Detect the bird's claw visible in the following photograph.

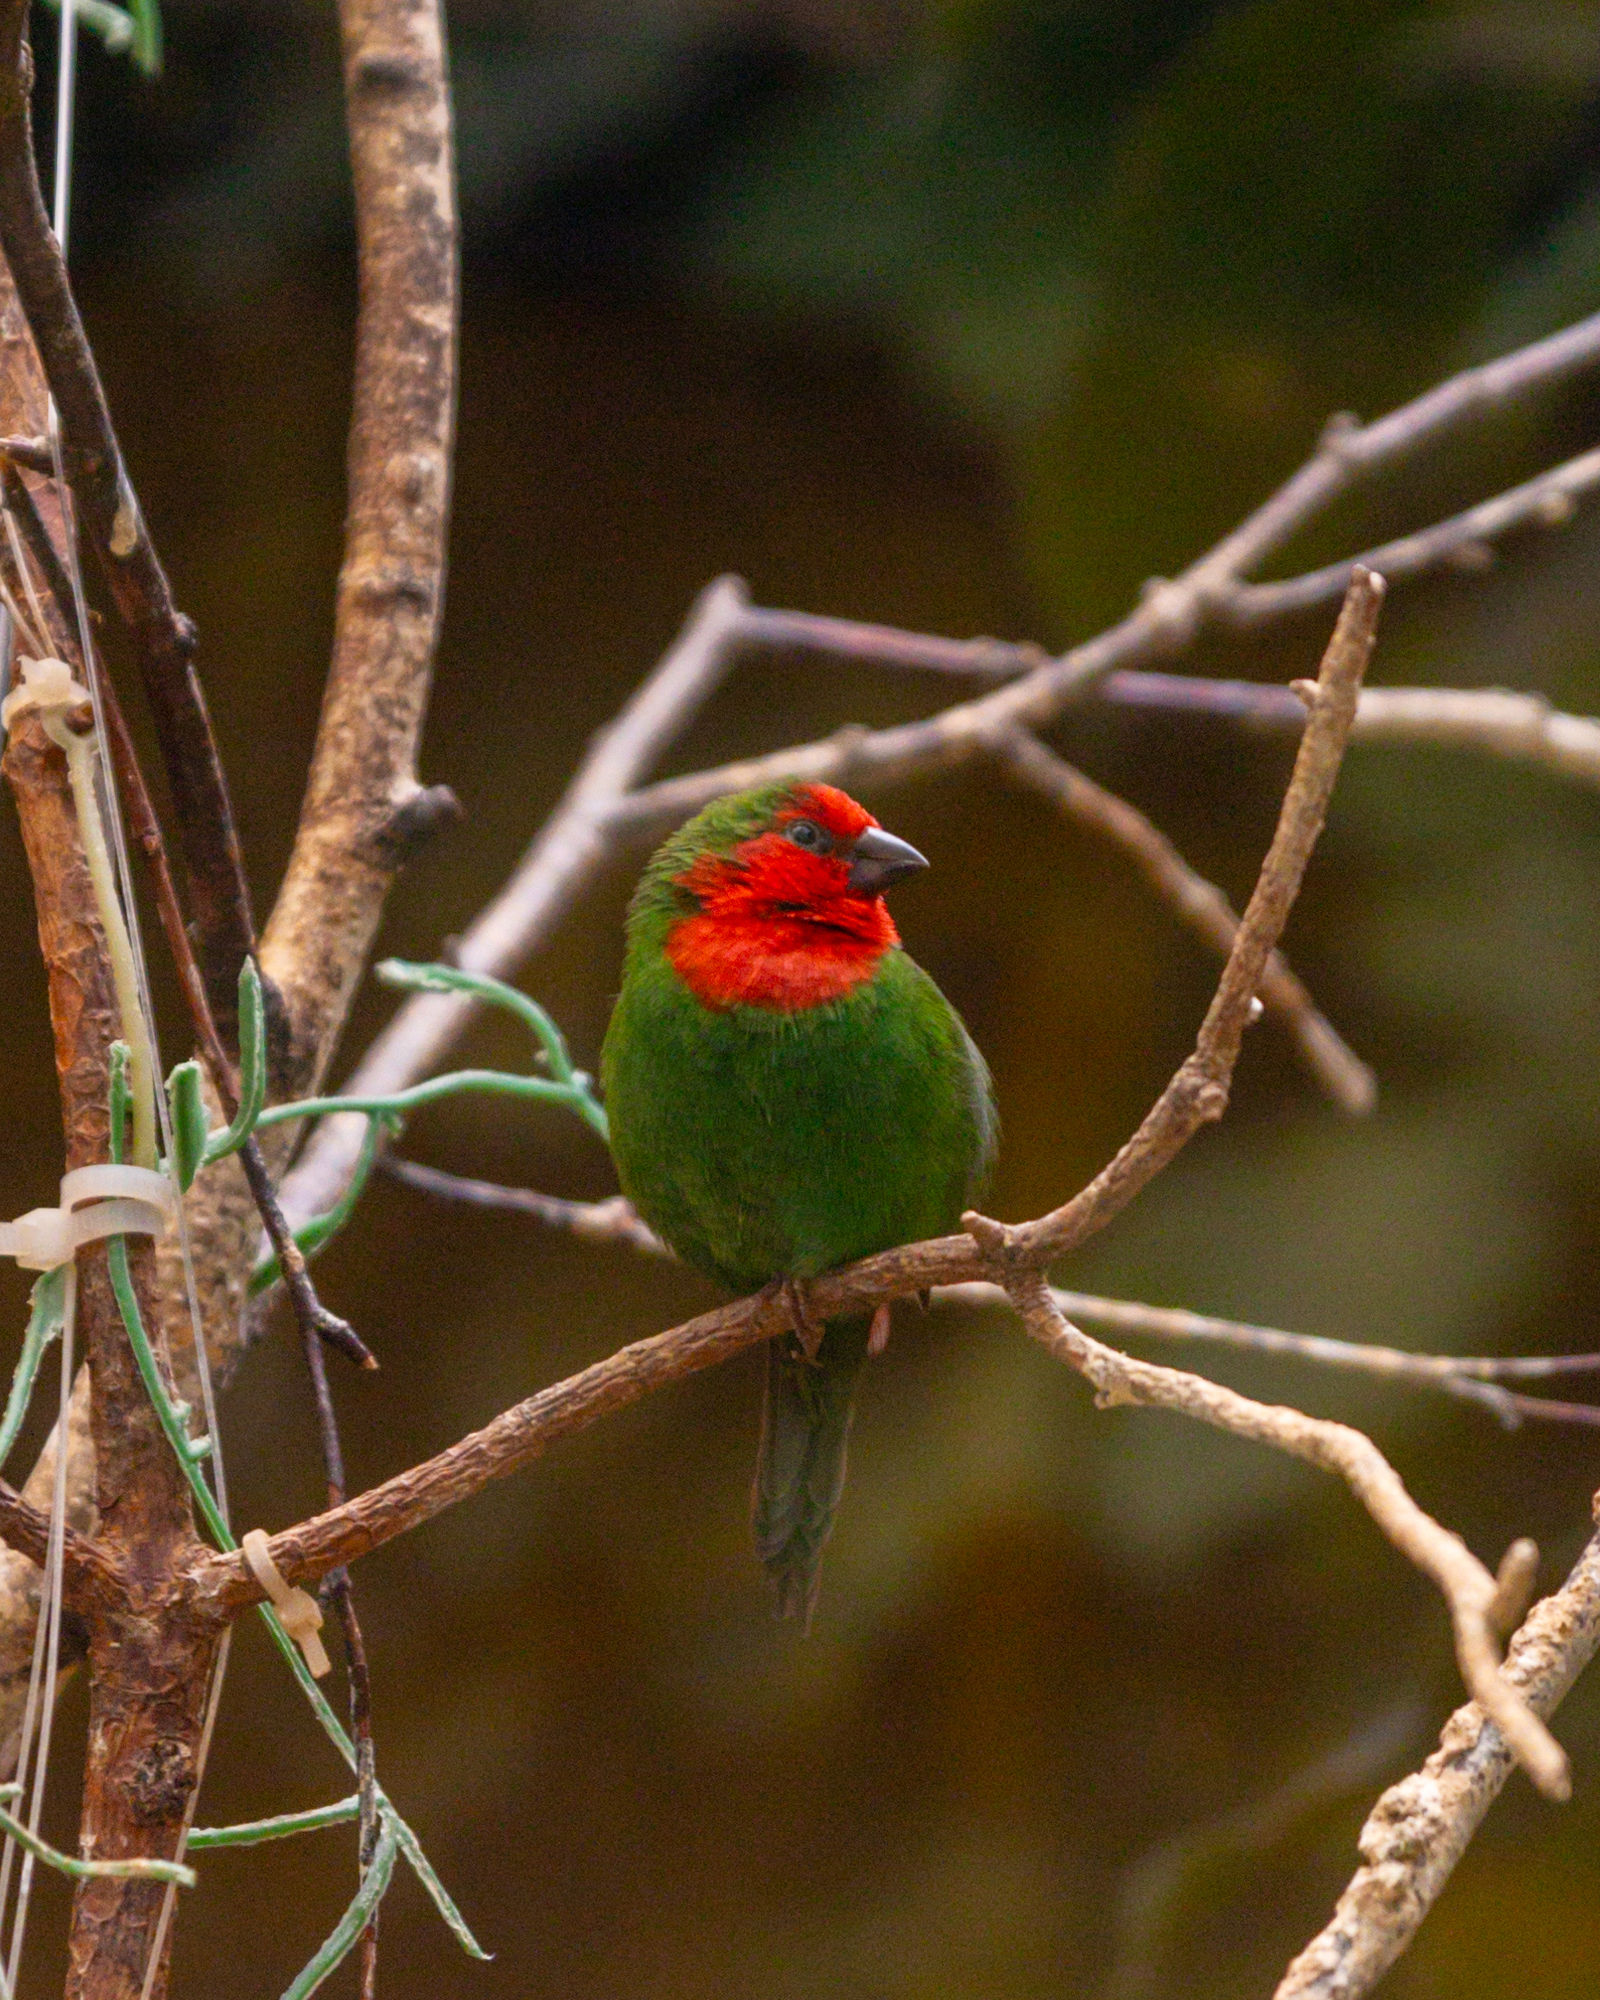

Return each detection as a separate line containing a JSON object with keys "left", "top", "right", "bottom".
{"left": 777, "top": 1277, "right": 826, "bottom": 1363}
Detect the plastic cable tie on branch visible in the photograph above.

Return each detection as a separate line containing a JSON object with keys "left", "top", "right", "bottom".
{"left": 0, "top": 1164, "right": 174, "bottom": 1272}
{"left": 241, "top": 1529, "right": 331, "bottom": 1678}
{"left": 0, "top": 655, "right": 88, "bottom": 735}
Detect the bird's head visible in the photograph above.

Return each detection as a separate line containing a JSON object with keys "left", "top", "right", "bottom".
{"left": 632, "top": 781, "right": 929, "bottom": 1011}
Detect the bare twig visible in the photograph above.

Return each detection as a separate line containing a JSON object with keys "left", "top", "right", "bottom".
{"left": 1002, "top": 1271, "right": 1568, "bottom": 1801}
{"left": 1275, "top": 1518, "right": 1600, "bottom": 1999}
{"left": 938, "top": 1284, "right": 1600, "bottom": 1429}
{"left": 1222, "top": 440, "right": 1600, "bottom": 627}
{"left": 1100, "top": 672, "right": 1600, "bottom": 791}
{"left": 380, "top": 1153, "right": 668, "bottom": 1254}
{"left": 1010, "top": 573, "right": 1384, "bottom": 1265}
{"left": 0, "top": 1, "right": 257, "bottom": 1037}
{"left": 298, "top": 1313, "right": 380, "bottom": 1998}
{"left": 992, "top": 727, "right": 1376, "bottom": 1114}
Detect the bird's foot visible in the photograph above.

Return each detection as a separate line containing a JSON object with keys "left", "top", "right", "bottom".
{"left": 867, "top": 1302, "right": 892, "bottom": 1357}
{"left": 773, "top": 1276, "right": 826, "bottom": 1363}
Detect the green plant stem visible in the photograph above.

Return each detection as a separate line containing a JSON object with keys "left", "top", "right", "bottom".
{"left": 0, "top": 1789, "right": 192, "bottom": 1886}
{"left": 0, "top": 1267, "right": 64, "bottom": 1473}
{"left": 281, "top": 1813, "right": 397, "bottom": 2000}
{"left": 187, "top": 1798, "right": 360, "bottom": 1850}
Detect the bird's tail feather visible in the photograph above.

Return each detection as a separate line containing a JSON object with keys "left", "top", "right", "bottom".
{"left": 752, "top": 1315, "right": 872, "bottom": 1630}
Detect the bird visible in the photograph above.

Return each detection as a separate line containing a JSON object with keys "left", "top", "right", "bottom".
{"left": 601, "top": 779, "right": 996, "bottom": 1626}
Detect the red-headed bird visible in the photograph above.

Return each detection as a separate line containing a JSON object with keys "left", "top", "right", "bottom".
{"left": 602, "top": 781, "right": 996, "bottom": 1624}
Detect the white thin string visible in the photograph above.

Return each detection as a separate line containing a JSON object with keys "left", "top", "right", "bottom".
{"left": 136, "top": 1624, "right": 231, "bottom": 2000}
{"left": 0, "top": 510, "right": 49, "bottom": 656}
{"left": 0, "top": 1263, "right": 75, "bottom": 1995}
{"left": 0, "top": 6, "right": 86, "bottom": 1963}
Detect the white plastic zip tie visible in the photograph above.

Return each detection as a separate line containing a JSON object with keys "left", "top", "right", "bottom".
{"left": 241, "top": 1531, "right": 331, "bottom": 1678}
{"left": 0, "top": 1165, "right": 174, "bottom": 1273}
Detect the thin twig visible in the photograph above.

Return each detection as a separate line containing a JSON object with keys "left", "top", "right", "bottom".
{"left": 939, "top": 1284, "right": 1600, "bottom": 1428}
{"left": 96, "top": 666, "right": 380, "bottom": 1375}
{"left": 298, "top": 1317, "right": 379, "bottom": 2000}
{"left": 1010, "top": 572, "right": 1384, "bottom": 1265}
{"left": 1002, "top": 1270, "right": 1568, "bottom": 1800}
{"left": 1099, "top": 672, "right": 1600, "bottom": 791}
{"left": 1274, "top": 1519, "right": 1600, "bottom": 1999}
{"left": 1222, "top": 440, "right": 1600, "bottom": 627}
{"left": 992, "top": 726, "right": 1376, "bottom": 1114}
{"left": 380, "top": 1153, "right": 668, "bottom": 1253}
{"left": 0, "top": 0, "right": 257, "bottom": 1037}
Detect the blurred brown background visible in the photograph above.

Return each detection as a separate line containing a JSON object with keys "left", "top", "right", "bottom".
{"left": 6, "top": 1, "right": 1600, "bottom": 1993}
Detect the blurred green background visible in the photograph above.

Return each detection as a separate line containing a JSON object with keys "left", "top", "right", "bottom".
{"left": 5, "top": 0, "right": 1600, "bottom": 1992}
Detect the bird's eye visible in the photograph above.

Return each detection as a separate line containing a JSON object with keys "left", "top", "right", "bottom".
{"left": 785, "top": 820, "right": 828, "bottom": 851}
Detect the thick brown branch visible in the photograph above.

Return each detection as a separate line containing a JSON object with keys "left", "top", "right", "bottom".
{"left": 992, "top": 726, "right": 1375, "bottom": 1114}
{"left": 259, "top": 0, "right": 458, "bottom": 1093}
{"left": 1275, "top": 1520, "right": 1600, "bottom": 1998}
{"left": 3, "top": 701, "right": 212, "bottom": 2000}
{"left": 0, "top": 1483, "right": 122, "bottom": 1617}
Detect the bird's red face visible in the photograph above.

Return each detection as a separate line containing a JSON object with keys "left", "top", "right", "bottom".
{"left": 667, "top": 783, "right": 928, "bottom": 1011}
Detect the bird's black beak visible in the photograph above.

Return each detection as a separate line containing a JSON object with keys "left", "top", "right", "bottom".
{"left": 847, "top": 825, "right": 929, "bottom": 895}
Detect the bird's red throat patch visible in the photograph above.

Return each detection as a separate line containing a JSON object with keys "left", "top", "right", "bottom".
{"left": 667, "top": 784, "right": 900, "bottom": 1011}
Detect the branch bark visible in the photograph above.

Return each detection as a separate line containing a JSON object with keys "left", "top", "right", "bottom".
{"left": 258, "top": 0, "right": 459, "bottom": 1092}
{"left": 2, "top": 704, "right": 212, "bottom": 2000}
{"left": 1275, "top": 1517, "right": 1600, "bottom": 1998}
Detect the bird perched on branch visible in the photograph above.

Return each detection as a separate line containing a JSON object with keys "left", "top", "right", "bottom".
{"left": 602, "top": 781, "right": 996, "bottom": 1625}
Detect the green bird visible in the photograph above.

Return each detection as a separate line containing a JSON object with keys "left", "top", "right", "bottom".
{"left": 601, "top": 780, "right": 996, "bottom": 1625}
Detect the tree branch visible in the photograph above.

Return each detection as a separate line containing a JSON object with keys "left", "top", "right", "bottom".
{"left": 274, "top": 315, "right": 1600, "bottom": 1229}
{"left": 1274, "top": 1517, "right": 1600, "bottom": 1998}
{"left": 1001, "top": 1271, "right": 1566, "bottom": 1799}
{"left": 939, "top": 1284, "right": 1600, "bottom": 1430}
{"left": 991, "top": 725, "right": 1376, "bottom": 1114}
{"left": 257, "top": 0, "right": 459, "bottom": 1093}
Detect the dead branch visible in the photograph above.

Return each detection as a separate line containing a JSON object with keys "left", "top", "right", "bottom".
{"left": 1274, "top": 1517, "right": 1600, "bottom": 1999}
{"left": 992, "top": 726, "right": 1375, "bottom": 1113}
{"left": 1010, "top": 575, "right": 1382, "bottom": 1265}
{"left": 1223, "top": 440, "right": 1600, "bottom": 626}
{"left": 3, "top": 703, "right": 215, "bottom": 2000}
{"left": 1101, "top": 672, "right": 1600, "bottom": 792}
{"left": 1001, "top": 1271, "right": 1566, "bottom": 1800}
{"left": 380, "top": 1153, "right": 669, "bottom": 1253}
{"left": 938, "top": 1284, "right": 1600, "bottom": 1430}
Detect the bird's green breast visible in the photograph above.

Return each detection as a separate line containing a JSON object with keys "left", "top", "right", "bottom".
{"left": 602, "top": 946, "right": 995, "bottom": 1296}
